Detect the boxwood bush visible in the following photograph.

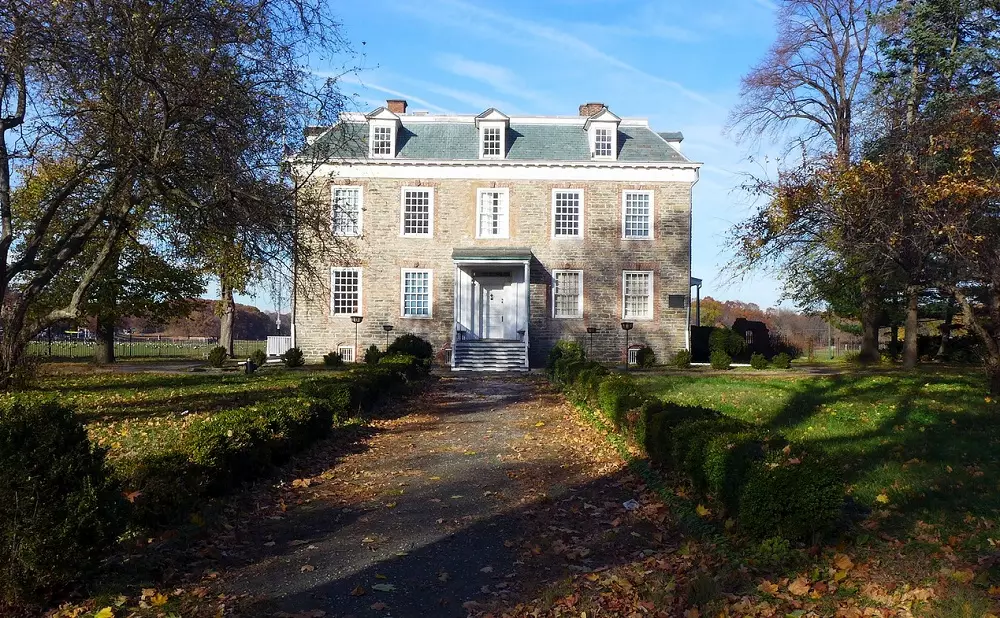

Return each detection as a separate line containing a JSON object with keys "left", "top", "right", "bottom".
{"left": 323, "top": 350, "right": 344, "bottom": 367}
{"left": 547, "top": 340, "right": 586, "bottom": 376}
{"left": 750, "top": 353, "right": 769, "bottom": 370}
{"left": 386, "top": 334, "right": 434, "bottom": 361}
{"left": 250, "top": 348, "right": 268, "bottom": 367}
{"left": 282, "top": 347, "right": 305, "bottom": 368}
{"left": 0, "top": 397, "right": 124, "bottom": 608}
{"left": 772, "top": 352, "right": 792, "bottom": 369}
{"left": 671, "top": 349, "right": 692, "bottom": 368}
{"left": 547, "top": 363, "right": 844, "bottom": 543}
{"left": 634, "top": 345, "right": 656, "bottom": 368}
{"left": 710, "top": 349, "right": 732, "bottom": 370}
{"left": 208, "top": 346, "right": 227, "bottom": 368}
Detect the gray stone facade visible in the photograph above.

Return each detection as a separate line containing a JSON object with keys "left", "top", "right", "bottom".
{"left": 294, "top": 177, "right": 694, "bottom": 367}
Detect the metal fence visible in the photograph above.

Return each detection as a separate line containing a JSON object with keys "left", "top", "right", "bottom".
{"left": 26, "top": 338, "right": 266, "bottom": 360}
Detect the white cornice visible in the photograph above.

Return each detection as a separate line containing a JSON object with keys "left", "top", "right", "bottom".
{"left": 338, "top": 112, "right": 651, "bottom": 127}
{"left": 299, "top": 159, "right": 701, "bottom": 183}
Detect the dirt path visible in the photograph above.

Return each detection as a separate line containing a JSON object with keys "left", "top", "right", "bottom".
{"left": 211, "top": 373, "right": 683, "bottom": 617}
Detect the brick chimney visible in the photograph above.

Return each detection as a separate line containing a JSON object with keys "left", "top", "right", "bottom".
{"left": 386, "top": 99, "right": 407, "bottom": 114}
{"left": 579, "top": 102, "right": 606, "bottom": 117}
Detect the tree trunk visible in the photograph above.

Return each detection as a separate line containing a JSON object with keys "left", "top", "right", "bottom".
{"left": 890, "top": 325, "right": 899, "bottom": 357}
{"left": 94, "top": 312, "right": 116, "bottom": 365}
{"left": 903, "top": 287, "right": 920, "bottom": 370}
{"left": 859, "top": 279, "right": 881, "bottom": 363}
{"left": 0, "top": 334, "right": 30, "bottom": 391}
{"left": 936, "top": 296, "right": 954, "bottom": 360}
{"left": 989, "top": 358, "right": 1000, "bottom": 397}
{"left": 219, "top": 283, "right": 235, "bottom": 357}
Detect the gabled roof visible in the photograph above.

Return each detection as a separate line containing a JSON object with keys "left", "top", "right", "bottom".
{"left": 365, "top": 107, "right": 400, "bottom": 121}
{"left": 583, "top": 107, "right": 621, "bottom": 130}
{"left": 475, "top": 108, "right": 510, "bottom": 127}
{"left": 299, "top": 116, "right": 693, "bottom": 164}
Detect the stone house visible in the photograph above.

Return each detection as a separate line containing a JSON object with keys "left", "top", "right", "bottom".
{"left": 290, "top": 99, "right": 701, "bottom": 370}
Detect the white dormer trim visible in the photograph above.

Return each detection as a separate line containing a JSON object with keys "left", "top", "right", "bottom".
{"left": 366, "top": 107, "right": 401, "bottom": 158}
{"left": 476, "top": 108, "right": 509, "bottom": 160}
{"left": 584, "top": 107, "right": 621, "bottom": 161}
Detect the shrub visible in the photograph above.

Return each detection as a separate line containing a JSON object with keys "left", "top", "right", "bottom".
{"left": 0, "top": 397, "right": 124, "bottom": 607}
{"left": 671, "top": 349, "right": 692, "bottom": 368}
{"left": 738, "top": 452, "right": 843, "bottom": 541}
{"left": 771, "top": 352, "right": 792, "bottom": 369}
{"left": 547, "top": 340, "right": 585, "bottom": 375}
{"left": 598, "top": 373, "right": 637, "bottom": 428}
{"left": 207, "top": 346, "right": 228, "bottom": 368}
{"left": 250, "top": 348, "right": 268, "bottom": 367}
{"left": 669, "top": 417, "right": 747, "bottom": 490}
{"left": 283, "top": 347, "right": 305, "bottom": 368}
{"left": 323, "top": 351, "right": 344, "bottom": 367}
{"left": 709, "top": 328, "right": 747, "bottom": 358}
{"left": 750, "top": 353, "right": 769, "bottom": 370}
{"left": 379, "top": 353, "right": 427, "bottom": 381}
{"left": 634, "top": 345, "right": 656, "bottom": 368}
{"left": 386, "top": 334, "right": 434, "bottom": 361}
{"left": 553, "top": 356, "right": 587, "bottom": 386}
{"left": 710, "top": 349, "right": 732, "bottom": 370}
{"left": 574, "top": 362, "right": 609, "bottom": 402}
{"left": 702, "top": 430, "right": 782, "bottom": 513}
{"left": 364, "top": 344, "right": 382, "bottom": 365}
{"left": 644, "top": 403, "right": 717, "bottom": 464}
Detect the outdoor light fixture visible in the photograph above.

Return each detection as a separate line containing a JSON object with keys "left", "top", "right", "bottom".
{"left": 382, "top": 323, "right": 394, "bottom": 349}
{"left": 586, "top": 326, "right": 598, "bottom": 357}
{"left": 620, "top": 322, "right": 634, "bottom": 370}
{"left": 351, "top": 315, "right": 363, "bottom": 362}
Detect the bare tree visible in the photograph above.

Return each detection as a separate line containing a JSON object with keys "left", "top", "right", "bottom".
{"left": 727, "top": 0, "right": 888, "bottom": 362}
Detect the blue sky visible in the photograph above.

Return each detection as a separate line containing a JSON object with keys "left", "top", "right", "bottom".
{"left": 236, "top": 0, "right": 787, "bottom": 311}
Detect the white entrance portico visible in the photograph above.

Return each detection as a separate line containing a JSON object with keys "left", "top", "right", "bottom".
{"left": 451, "top": 248, "right": 531, "bottom": 370}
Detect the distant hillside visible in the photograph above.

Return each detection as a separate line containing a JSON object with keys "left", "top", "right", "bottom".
{"left": 120, "top": 299, "right": 290, "bottom": 340}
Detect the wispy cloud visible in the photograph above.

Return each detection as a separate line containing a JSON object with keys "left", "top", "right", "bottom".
{"left": 750, "top": 0, "right": 778, "bottom": 11}
{"left": 391, "top": 0, "right": 723, "bottom": 110}
{"left": 435, "top": 54, "right": 558, "bottom": 110}
{"left": 332, "top": 73, "right": 455, "bottom": 114}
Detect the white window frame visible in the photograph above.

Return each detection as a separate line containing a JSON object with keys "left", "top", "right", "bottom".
{"left": 593, "top": 127, "right": 614, "bottom": 159}
{"left": 400, "top": 268, "right": 433, "bottom": 319}
{"left": 399, "top": 187, "right": 434, "bottom": 237}
{"left": 476, "top": 188, "right": 509, "bottom": 239}
{"left": 330, "top": 267, "right": 363, "bottom": 317}
{"left": 622, "top": 190, "right": 654, "bottom": 240}
{"left": 622, "top": 270, "right": 654, "bottom": 321}
{"left": 552, "top": 270, "right": 584, "bottom": 319}
{"left": 338, "top": 345, "right": 356, "bottom": 363}
{"left": 551, "top": 189, "right": 584, "bottom": 239}
{"left": 480, "top": 125, "right": 505, "bottom": 159}
{"left": 331, "top": 186, "right": 363, "bottom": 237}
{"left": 370, "top": 122, "right": 395, "bottom": 158}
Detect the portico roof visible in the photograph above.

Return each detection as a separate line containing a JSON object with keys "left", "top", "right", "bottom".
{"left": 452, "top": 247, "right": 532, "bottom": 262}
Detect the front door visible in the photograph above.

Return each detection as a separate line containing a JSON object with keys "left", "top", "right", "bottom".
{"left": 479, "top": 278, "right": 509, "bottom": 339}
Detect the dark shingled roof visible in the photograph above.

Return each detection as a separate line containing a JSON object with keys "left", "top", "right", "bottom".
{"left": 302, "top": 120, "right": 690, "bottom": 163}
{"left": 452, "top": 247, "right": 533, "bottom": 261}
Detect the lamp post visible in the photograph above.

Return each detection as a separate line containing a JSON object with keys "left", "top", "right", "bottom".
{"left": 586, "top": 326, "right": 598, "bottom": 358}
{"left": 382, "top": 324, "right": 394, "bottom": 350}
{"left": 620, "top": 321, "right": 634, "bottom": 370}
{"left": 350, "top": 315, "right": 363, "bottom": 362}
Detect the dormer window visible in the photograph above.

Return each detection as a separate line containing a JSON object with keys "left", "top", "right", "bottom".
{"left": 594, "top": 128, "right": 613, "bottom": 158}
{"left": 583, "top": 106, "right": 621, "bottom": 161}
{"left": 372, "top": 125, "right": 393, "bottom": 156}
{"left": 476, "top": 108, "right": 509, "bottom": 160}
{"left": 366, "top": 105, "right": 401, "bottom": 159}
{"left": 482, "top": 127, "right": 503, "bottom": 157}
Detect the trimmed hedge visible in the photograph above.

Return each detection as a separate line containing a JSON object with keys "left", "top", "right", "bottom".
{"left": 386, "top": 334, "right": 434, "bottom": 361}
{"left": 0, "top": 398, "right": 124, "bottom": 608}
{"left": 710, "top": 349, "right": 732, "bottom": 370}
{"left": 549, "top": 361, "right": 843, "bottom": 543}
{"left": 772, "top": 353, "right": 792, "bottom": 369}
{"left": 750, "top": 353, "right": 769, "bottom": 370}
{"left": 671, "top": 349, "right": 692, "bottom": 368}
{"left": 323, "top": 351, "right": 344, "bottom": 367}
{"left": 119, "top": 356, "right": 426, "bottom": 529}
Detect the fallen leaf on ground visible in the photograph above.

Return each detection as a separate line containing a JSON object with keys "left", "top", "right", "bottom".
{"left": 350, "top": 585, "right": 366, "bottom": 596}
{"left": 788, "top": 576, "right": 811, "bottom": 596}
{"left": 370, "top": 602, "right": 388, "bottom": 610}
{"left": 300, "top": 564, "right": 315, "bottom": 573}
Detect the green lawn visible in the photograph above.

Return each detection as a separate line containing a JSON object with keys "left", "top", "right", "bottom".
{"left": 637, "top": 369, "right": 1000, "bottom": 537}
{"left": 32, "top": 370, "right": 309, "bottom": 463}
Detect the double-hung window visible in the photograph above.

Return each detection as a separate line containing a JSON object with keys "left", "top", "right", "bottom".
{"left": 477, "top": 189, "right": 509, "bottom": 238}
{"left": 482, "top": 127, "right": 503, "bottom": 157}
{"left": 401, "top": 269, "right": 432, "bottom": 318}
{"left": 401, "top": 188, "right": 433, "bottom": 237}
{"left": 622, "top": 271, "right": 653, "bottom": 319}
{"left": 552, "top": 270, "right": 583, "bottom": 319}
{"left": 623, "top": 190, "right": 652, "bottom": 239}
{"left": 372, "top": 125, "right": 393, "bottom": 157}
{"left": 332, "top": 187, "right": 362, "bottom": 236}
{"left": 552, "top": 190, "right": 582, "bottom": 238}
{"left": 594, "top": 127, "right": 614, "bottom": 158}
{"left": 331, "top": 268, "right": 362, "bottom": 316}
